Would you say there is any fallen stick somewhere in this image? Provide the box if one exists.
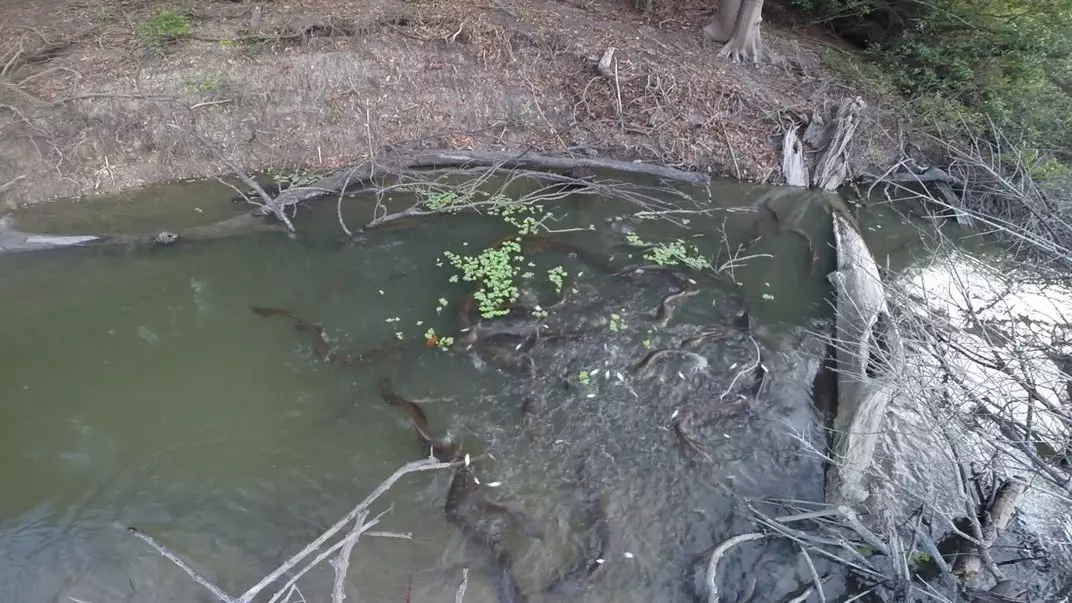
[126,459,455,603]
[705,532,765,603]
[126,526,235,603]
[454,568,470,603]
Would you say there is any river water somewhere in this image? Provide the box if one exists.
[0,178,953,603]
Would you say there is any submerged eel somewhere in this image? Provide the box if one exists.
[632,347,709,377]
[446,466,527,603]
[654,280,698,329]
[542,463,611,597]
[672,408,714,464]
[378,377,459,462]
[252,306,399,367]
[379,378,543,540]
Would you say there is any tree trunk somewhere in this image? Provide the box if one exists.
[704,0,772,63]
[702,0,739,43]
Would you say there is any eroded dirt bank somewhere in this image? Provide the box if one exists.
[0,0,906,207]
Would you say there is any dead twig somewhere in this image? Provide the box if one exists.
[125,527,235,603]
[454,568,470,603]
[705,532,765,603]
[167,124,296,233]
[127,459,455,603]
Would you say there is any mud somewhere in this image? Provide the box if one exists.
[0,0,908,208]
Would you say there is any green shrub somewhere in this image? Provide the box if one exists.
[795,0,1072,163]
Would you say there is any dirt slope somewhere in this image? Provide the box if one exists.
[0,0,905,206]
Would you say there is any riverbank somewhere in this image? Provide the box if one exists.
[0,0,911,207]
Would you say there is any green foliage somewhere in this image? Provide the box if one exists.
[425,190,473,211]
[444,239,523,319]
[547,266,567,294]
[269,168,321,188]
[908,551,933,566]
[608,312,622,332]
[626,234,711,270]
[488,202,546,235]
[186,74,223,93]
[796,0,1072,161]
[578,370,591,385]
[141,11,191,51]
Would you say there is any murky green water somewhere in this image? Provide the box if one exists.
[0,178,943,603]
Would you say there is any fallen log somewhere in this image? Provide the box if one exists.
[825,212,903,505]
[264,149,712,213]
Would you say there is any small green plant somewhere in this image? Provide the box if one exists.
[488,202,546,235]
[547,266,567,294]
[141,11,191,51]
[425,190,473,211]
[444,240,523,319]
[855,545,877,559]
[268,168,321,188]
[187,74,223,93]
[578,370,591,386]
[608,313,622,332]
[435,297,449,314]
[908,551,933,567]
[626,234,710,270]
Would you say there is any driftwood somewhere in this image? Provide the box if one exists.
[266,149,712,212]
[952,480,1025,582]
[780,97,864,191]
[781,127,809,188]
[825,213,903,505]
[812,97,865,192]
[0,212,284,255]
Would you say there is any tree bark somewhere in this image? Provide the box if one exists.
[702,0,739,43]
[704,0,772,64]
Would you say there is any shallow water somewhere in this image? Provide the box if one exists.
[0,178,941,603]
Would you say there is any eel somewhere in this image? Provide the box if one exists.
[785,226,820,276]
[653,280,698,328]
[379,379,543,540]
[445,467,527,603]
[681,326,733,349]
[252,306,399,367]
[378,377,459,462]
[542,463,611,597]
[750,362,769,401]
[672,409,714,464]
[632,347,708,378]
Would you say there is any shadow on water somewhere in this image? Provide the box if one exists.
[0,176,946,602]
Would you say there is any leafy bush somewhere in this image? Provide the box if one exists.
[792,0,1072,161]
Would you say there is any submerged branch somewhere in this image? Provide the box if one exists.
[126,459,455,603]
[125,527,235,603]
[705,532,765,603]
